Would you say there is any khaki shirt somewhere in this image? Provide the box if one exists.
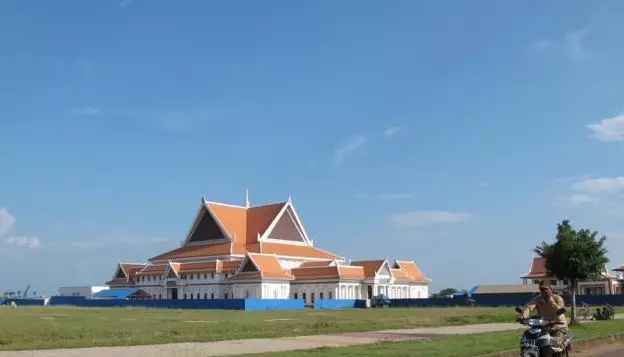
[522,293,567,325]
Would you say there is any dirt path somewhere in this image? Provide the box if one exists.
[574,342,624,356]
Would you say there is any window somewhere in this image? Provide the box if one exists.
[311,293,315,303]
[190,274,194,280]
[294,293,298,299]
[211,273,215,279]
[224,293,228,299]
[302,293,307,302]
[245,291,250,298]
[147,276,151,281]
[225,273,229,279]
[204,273,208,279]
[159,294,162,299]
[320,292,324,300]
[328,291,333,300]
[196,293,200,300]
[204,293,208,299]
[183,293,187,299]
[211,293,214,299]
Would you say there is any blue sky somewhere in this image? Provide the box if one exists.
[2,0,624,296]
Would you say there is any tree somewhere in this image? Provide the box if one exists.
[432,287,459,298]
[534,219,609,323]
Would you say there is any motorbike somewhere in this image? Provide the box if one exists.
[514,306,572,357]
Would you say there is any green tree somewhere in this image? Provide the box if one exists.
[534,219,609,323]
[432,287,459,298]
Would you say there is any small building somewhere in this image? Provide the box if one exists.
[57,286,109,297]
[471,284,540,294]
[92,288,152,300]
[521,256,620,295]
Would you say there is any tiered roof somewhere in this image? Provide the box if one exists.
[521,256,617,280]
[105,195,431,285]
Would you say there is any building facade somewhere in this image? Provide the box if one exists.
[58,286,110,297]
[106,196,431,303]
[521,256,621,295]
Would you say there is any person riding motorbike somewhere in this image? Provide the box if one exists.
[520,280,569,349]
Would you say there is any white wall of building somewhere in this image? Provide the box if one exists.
[58,286,109,297]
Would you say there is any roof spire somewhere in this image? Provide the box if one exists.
[287,194,292,204]
[245,188,251,208]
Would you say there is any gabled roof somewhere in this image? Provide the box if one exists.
[394,261,431,283]
[521,256,617,280]
[612,265,624,272]
[521,257,548,279]
[228,253,293,281]
[350,259,387,277]
[105,262,146,285]
[149,197,342,262]
[136,264,167,275]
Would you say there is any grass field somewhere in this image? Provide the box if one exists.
[0,306,519,351]
[239,319,624,357]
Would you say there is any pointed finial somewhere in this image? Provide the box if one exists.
[201,195,206,203]
[287,195,292,204]
[245,188,251,208]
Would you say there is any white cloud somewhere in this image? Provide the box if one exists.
[557,176,624,215]
[391,210,472,229]
[0,207,41,249]
[69,106,100,116]
[529,28,590,60]
[530,39,554,54]
[357,193,415,200]
[333,134,366,164]
[5,236,41,249]
[572,177,624,192]
[565,29,589,60]
[384,126,403,137]
[0,207,16,237]
[587,113,624,142]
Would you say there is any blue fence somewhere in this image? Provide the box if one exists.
[245,298,304,311]
[4,298,47,306]
[48,297,304,310]
[314,299,358,309]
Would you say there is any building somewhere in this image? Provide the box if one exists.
[105,195,431,302]
[58,286,109,297]
[520,256,621,295]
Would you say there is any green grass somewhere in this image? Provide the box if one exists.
[0,306,518,350]
[240,319,624,357]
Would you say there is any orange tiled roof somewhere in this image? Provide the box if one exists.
[291,265,364,281]
[520,257,548,279]
[148,198,343,262]
[120,263,146,276]
[228,254,292,281]
[178,262,219,273]
[137,264,167,275]
[391,268,410,280]
[150,242,233,261]
[222,260,243,271]
[252,242,340,259]
[206,201,285,246]
[395,261,430,282]
[298,261,335,268]
[105,278,131,286]
[351,259,386,277]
